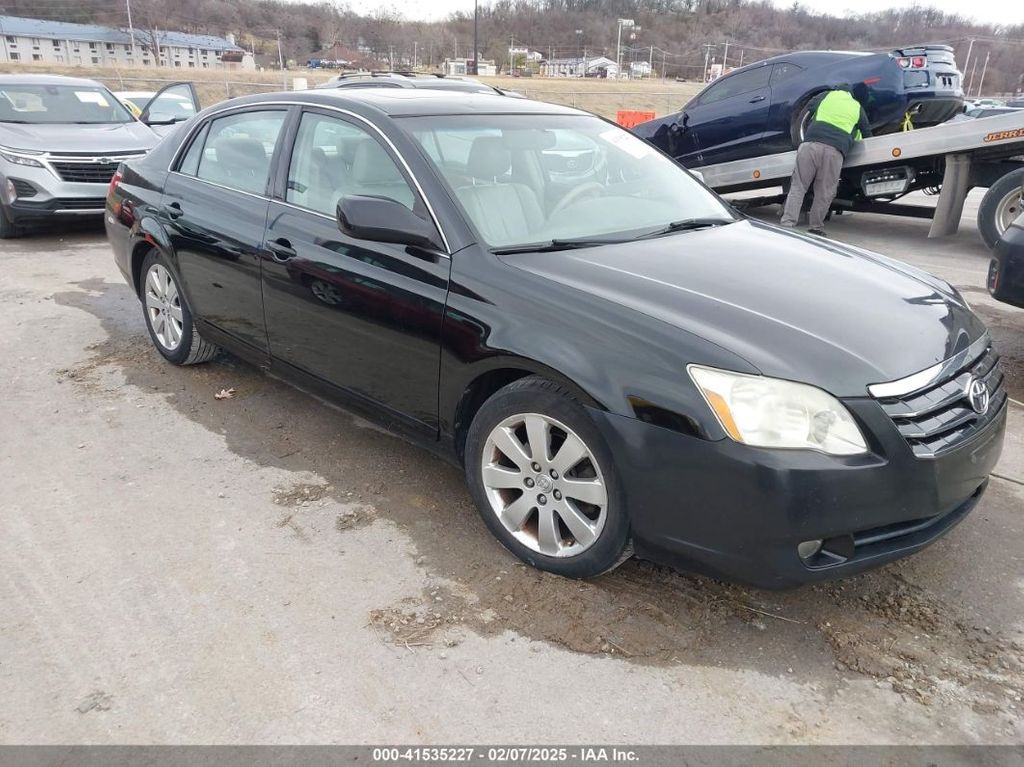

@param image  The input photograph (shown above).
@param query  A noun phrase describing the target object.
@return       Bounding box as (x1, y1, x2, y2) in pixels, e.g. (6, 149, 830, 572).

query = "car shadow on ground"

(52, 276, 1024, 722)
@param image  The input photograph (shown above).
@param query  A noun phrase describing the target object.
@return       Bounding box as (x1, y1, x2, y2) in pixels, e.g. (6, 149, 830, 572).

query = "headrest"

(214, 137, 266, 169)
(351, 139, 403, 184)
(466, 136, 511, 180)
(337, 137, 363, 165)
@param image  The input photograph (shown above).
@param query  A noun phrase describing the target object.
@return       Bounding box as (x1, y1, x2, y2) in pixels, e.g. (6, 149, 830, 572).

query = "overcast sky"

(345, 0, 1012, 25)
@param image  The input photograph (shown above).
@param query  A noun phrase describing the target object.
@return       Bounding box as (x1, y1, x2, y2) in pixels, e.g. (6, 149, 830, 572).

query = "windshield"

(0, 84, 134, 125)
(402, 113, 734, 249)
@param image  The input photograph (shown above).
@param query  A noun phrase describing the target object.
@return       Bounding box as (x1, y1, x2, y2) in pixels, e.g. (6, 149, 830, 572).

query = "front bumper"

(1, 163, 111, 224)
(590, 396, 1007, 589)
(989, 224, 1024, 309)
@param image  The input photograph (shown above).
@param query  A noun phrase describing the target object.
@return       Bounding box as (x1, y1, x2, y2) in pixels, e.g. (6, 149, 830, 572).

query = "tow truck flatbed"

(690, 110, 1024, 247)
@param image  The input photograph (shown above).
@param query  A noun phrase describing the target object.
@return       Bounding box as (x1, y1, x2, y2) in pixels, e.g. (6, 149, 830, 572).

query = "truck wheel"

(978, 168, 1024, 249)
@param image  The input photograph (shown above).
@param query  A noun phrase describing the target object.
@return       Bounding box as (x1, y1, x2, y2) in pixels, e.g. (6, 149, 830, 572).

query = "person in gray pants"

(780, 85, 872, 236)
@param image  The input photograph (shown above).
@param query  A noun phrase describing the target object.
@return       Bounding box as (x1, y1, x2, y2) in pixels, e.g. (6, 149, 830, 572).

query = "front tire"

(978, 168, 1024, 249)
(464, 376, 632, 578)
(0, 204, 22, 239)
(140, 250, 218, 365)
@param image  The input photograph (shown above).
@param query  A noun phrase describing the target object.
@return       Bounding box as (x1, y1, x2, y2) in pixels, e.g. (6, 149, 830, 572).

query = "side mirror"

(337, 195, 442, 251)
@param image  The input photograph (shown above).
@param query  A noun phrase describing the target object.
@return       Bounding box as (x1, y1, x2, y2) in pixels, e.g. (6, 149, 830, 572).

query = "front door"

(682, 63, 773, 166)
(161, 108, 288, 357)
(260, 109, 451, 431)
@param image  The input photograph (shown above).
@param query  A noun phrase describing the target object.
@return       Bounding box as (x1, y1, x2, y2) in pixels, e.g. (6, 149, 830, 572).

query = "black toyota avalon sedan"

(106, 89, 1007, 589)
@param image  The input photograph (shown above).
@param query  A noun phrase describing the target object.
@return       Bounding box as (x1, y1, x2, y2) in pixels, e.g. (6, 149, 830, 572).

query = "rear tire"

(464, 376, 632, 579)
(139, 250, 218, 365)
(790, 100, 817, 148)
(978, 168, 1024, 249)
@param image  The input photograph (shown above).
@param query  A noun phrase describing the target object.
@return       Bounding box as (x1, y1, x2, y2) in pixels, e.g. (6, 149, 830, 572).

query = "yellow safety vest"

(814, 90, 863, 140)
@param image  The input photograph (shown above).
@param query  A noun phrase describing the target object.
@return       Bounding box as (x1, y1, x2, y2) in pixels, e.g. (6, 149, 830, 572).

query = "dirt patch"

(53, 278, 1024, 728)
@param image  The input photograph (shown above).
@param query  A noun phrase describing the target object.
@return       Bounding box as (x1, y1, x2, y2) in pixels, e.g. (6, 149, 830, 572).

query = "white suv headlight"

(688, 365, 868, 455)
(0, 148, 44, 168)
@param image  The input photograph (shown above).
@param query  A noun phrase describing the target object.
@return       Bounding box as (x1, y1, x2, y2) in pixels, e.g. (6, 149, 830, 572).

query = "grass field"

(0, 62, 701, 120)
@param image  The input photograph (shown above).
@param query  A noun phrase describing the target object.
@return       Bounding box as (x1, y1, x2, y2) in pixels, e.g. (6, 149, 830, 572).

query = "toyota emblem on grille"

(965, 376, 990, 415)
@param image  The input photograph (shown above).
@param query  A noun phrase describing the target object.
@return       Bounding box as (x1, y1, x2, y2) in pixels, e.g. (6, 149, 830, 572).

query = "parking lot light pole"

(616, 18, 634, 80)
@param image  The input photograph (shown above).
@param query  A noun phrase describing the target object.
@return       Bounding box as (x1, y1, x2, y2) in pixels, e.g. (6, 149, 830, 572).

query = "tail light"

(107, 167, 123, 200)
(896, 56, 927, 69)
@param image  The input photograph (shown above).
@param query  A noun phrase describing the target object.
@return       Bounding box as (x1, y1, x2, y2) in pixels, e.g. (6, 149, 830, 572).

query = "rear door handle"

(267, 238, 297, 263)
(162, 201, 183, 219)
(749, 95, 766, 103)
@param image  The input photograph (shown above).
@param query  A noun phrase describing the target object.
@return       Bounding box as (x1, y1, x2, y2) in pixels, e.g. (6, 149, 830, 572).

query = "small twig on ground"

(735, 603, 804, 624)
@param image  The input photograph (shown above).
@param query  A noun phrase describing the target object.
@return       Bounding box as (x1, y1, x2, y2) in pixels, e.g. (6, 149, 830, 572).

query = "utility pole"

(966, 58, 977, 97)
(126, 0, 137, 59)
(616, 18, 634, 80)
(413, 41, 417, 70)
(722, 39, 728, 71)
(962, 38, 975, 84)
(508, 35, 513, 75)
(276, 31, 285, 89)
(661, 48, 666, 79)
(472, 0, 478, 75)
(738, 48, 744, 67)
(976, 50, 990, 98)
(702, 43, 714, 83)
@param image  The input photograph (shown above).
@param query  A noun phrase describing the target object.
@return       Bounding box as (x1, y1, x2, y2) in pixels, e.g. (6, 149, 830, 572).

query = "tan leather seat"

(455, 136, 544, 244)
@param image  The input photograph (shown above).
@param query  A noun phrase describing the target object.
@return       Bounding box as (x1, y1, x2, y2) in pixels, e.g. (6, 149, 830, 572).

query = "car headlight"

(0, 148, 44, 168)
(688, 365, 868, 455)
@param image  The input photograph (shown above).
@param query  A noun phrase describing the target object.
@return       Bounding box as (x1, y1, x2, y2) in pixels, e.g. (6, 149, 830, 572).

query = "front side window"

(403, 113, 734, 249)
(286, 111, 417, 215)
(0, 84, 134, 124)
(188, 110, 286, 195)
(696, 65, 771, 106)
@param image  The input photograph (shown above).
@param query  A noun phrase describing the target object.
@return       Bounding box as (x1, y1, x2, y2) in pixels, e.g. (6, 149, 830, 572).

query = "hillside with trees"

(4, 0, 1022, 93)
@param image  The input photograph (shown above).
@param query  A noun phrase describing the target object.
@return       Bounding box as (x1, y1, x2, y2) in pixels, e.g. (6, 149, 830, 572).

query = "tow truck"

(683, 110, 1024, 248)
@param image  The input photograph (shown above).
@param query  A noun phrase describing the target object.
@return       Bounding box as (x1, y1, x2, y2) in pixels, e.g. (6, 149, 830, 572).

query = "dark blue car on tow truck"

(634, 45, 963, 167)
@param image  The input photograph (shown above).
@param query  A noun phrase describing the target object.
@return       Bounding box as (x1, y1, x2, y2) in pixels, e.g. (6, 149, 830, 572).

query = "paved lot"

(0, 191, 1022, 745)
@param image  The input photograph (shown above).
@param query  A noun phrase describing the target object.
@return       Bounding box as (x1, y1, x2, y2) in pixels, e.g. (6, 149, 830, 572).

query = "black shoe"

(807, 228, 827, 237)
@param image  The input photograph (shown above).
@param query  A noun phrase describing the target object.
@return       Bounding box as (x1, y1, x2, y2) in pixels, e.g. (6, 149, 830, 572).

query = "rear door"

(260, 108, 451, 432)
(683, 64, 772, 166)
(161, 107, 289, 358)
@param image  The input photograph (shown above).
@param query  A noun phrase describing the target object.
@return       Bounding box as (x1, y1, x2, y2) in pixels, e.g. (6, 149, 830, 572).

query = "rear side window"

(770, 62, 804, 84)
(697, 66, 771, 106)
(181, 110, 286, 195)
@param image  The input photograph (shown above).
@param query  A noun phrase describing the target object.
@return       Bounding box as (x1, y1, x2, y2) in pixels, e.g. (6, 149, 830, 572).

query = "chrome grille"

(50, 160, 121, 184)
(876, 344, 1006, 458)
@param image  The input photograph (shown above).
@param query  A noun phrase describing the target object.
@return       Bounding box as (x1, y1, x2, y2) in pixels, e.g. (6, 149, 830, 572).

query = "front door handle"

(267, 238, 297, 263)
(749, 95, 766, 103)
(162, 201, 183, 219)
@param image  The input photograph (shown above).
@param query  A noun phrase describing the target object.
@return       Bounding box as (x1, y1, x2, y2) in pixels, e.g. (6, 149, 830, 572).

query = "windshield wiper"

(491, 237, 630, 255)
(636, 217, 733, 240)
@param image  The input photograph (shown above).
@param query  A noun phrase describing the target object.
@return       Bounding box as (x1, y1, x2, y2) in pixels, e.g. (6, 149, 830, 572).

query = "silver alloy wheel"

(995, 187, 1022, 237)
(480, 413, 608, 558)
(144, 263, 184, 352)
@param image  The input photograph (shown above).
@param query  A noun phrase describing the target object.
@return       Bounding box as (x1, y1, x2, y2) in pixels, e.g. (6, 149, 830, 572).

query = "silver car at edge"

(0, 74, 197, 238)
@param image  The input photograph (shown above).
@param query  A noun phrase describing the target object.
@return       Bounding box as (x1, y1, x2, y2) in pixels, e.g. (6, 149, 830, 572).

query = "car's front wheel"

(0, 204, 22, 239)
(464, 376, 632, 578)
(140, 250, 218, 365)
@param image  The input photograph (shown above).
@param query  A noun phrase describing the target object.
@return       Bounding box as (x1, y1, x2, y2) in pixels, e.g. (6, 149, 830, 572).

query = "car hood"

(501, 220, 985, 398)
(0, 121, 157, 154)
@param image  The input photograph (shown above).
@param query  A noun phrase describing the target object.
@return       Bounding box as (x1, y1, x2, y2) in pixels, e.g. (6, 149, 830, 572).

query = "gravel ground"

(0, 190, 1022, 744)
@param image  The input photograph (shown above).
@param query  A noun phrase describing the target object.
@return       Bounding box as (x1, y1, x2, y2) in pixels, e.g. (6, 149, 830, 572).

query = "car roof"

(223, 88, 583, 118)
(0, 73, 106, 88)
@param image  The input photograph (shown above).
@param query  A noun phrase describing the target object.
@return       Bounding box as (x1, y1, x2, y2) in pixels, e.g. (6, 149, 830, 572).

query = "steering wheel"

(551, 182, 605, 216)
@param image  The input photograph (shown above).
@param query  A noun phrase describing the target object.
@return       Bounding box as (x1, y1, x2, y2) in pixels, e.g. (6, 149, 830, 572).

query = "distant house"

(630, 60, 652, 78)
(540, 56, 618, 79)
(443, 57, 496, 77)
(0, 14, 244, 68)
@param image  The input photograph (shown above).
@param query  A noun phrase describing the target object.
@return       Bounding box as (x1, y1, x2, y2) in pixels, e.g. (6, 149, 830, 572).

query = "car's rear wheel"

(790, 100, 817, 147)
(140, 250, 218, 365)
(978, 168, 1024, 249)
(464, 376, 632, 578)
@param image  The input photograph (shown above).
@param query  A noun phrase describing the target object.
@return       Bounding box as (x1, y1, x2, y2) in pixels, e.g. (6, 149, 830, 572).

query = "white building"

(540, 56, 618, 79)
(442, 58, 497, 77)
(0, 15, 244, 69)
